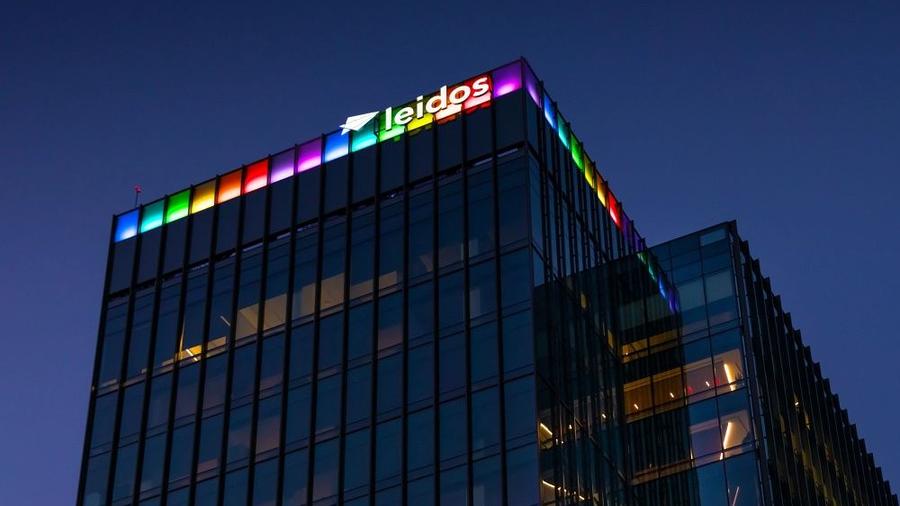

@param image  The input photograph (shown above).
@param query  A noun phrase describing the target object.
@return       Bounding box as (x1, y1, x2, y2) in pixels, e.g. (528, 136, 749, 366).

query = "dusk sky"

(2, 1, 899, 503)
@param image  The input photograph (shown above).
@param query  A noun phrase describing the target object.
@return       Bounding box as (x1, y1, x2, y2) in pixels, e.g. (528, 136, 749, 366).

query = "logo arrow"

(340, 111, 379, 134)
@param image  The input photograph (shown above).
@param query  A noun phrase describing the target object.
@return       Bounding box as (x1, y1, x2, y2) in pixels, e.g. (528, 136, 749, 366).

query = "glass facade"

(80, 61, 896, 506)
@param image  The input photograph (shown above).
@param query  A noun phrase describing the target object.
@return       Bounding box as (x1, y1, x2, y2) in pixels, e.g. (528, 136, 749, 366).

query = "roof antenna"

(134, 184, 143, 207)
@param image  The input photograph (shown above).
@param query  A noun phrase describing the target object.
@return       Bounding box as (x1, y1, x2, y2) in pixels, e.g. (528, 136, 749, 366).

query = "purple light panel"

(491, 62, 523, 98)
(298, 138, 322, 172)
(270, 149, 295, 183)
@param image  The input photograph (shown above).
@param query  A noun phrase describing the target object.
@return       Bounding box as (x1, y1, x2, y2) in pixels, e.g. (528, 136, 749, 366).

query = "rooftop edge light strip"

(114, 59, 634, 252)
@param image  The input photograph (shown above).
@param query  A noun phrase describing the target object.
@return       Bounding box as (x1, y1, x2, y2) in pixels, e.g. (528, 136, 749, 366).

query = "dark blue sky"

(2, 1, 899, 503)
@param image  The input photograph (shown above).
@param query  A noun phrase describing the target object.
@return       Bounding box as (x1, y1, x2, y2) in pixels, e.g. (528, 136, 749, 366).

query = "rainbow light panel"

(244, 160, 268, 193)
(218, 170, 242, 203)
(113, 59, 640, 253)
(270, 150, 294, 183)
(166, 190, 190, 223)
(297, 138, 322, 172)
(115, 210, 139, 242)
(191, 180, 216, 214)
(492, 62, 522, 98)
(140, 199, 165, 233)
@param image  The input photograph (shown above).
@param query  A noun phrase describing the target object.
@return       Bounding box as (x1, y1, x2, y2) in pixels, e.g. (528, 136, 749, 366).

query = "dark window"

(468, 261, 496, 318)
(408, 282, 434, 339)
(98, 301, 127, 386)
(223, 468, 249, 506)
(180, 270, 208, 354)
(318, 313, 343, 371)
(344, 429, 370, 492)
(349, 210, 375, 299)
(376, 353, 402, 414)
(168, 422, 194, 483)
(196, 478, 219, 506)
(408, 476, 434, 506)
(231, 344, 257, 402)
(137, 228, 162, 282)
(320, 219, 346, 312)
(472, 455, 501, 506)
(263, 241, 290, 331)
(439, 332, 465, 395)
(315, 374, 341, 434)
(472, 388, 499, 451)
(438, 272, 464, 329)
(226, 404, 252, 463)
(146, 374, 172, 429)
(242, 190, 266, 244)
(296, 169, 321, 224)
(197, 414, 224, 473)
(235, 249, 263, 340)
(407, 408, 434, 471)
(290, 323, 314, 383)
(109, 240, 136, 293)
(163, 219, 187, 273)
(439, 398, 466, 461)
(495, 91, 525, 149)
(375, 419, 402, 481)
(440, 465, 467, 505)
(347, 303, 373, 360)
(504, 376, 535, 440)
(408, 129, 434, 182)
(378, 292, 402, 351)
(466, 107, 492, 160)
(90, 392, 117, 448)
(282, 449, 309, 506)
(259, 334, 284, 392)
(255, 395, 282, 455)
(285, 385, 311, 444)
(207, 260, 235, 350)
(467, 168, 494, 257)
(292, 229, 318, 319)
(203, 353, 227, 409)
(140, 433, 165, 493)
(119, 383, 144, 439)
(437, 179, 463, 268)
(506, 445, 539, 506)
(408, 188, 434, 278)
(189, 210, 214, 263)
(500, 249, 531, 308)
(312, 439, 339, 501)
(268, 176, 294, 234)
(323, 158, 349, 214)
(215, 200, 240, 254)
(253, 458, 279, 506)
(380, 136, 405, 192)
(346, 365, 371, 424)
(408, 343, 433, 404)
(126, 291, 155, 378)
(470, 322, 498, 383)
(352, 148, 376, 202)
(437, 120, 462, 170)
(502, 311, 533, 373)
(498, 156, 529, 246)
(379, 198, 404, 289)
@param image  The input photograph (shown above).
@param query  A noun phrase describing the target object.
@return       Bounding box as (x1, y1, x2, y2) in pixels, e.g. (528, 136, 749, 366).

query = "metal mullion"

(130, 199, 173, 503)
(304, 136, 327, 506)
(396, 130, 410, 506)
(274, 144, 300, 506)
(186, 175, 222, 505)
(246, 158, 276, 505)
(336, 143, 354, 505)
(159, 184, 197, 505)
(460, 101, 474, 506)
(428, 124, 440, 506)
(215, 177, 248, 506)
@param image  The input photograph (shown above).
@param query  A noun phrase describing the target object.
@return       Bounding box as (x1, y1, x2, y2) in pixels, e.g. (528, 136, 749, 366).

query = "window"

(146, 374, 172, 429)
(438, 272, 464, 329)
(437, 180, 464, 268)
(408, 282, 434, 339)
(318, 313, 343, 371)
(504, 377, 535, 440)
(468, 261, 496, 318)
(235, 250, 263, 340)
(90, 392, 117, 448)
(437, 120, 463, 170)
(378, 292, 402, 350)
(168, 423, 194, 483)
(440, 465, 467, 506)
(408, 343, 434, 404)
(285, 385, 311, 444)
(467, 168, 495, 256)
(119, 383, 144, 439)
(502, 311, 533, 373)
(377, 353, 402, 414)
(439, 398, 466, 461)
(263, 241, 290, 330)
(112, 443, 138, 501)
(231, 345, 257, 402)
(203, 353, 227, 409)
(375, 419, 402, 481)
(290, 324, 314, 383)
(259, 334, 284, 392)
(282, 449, 309, 506)
(349, 211, 375, 299)
(174, 363, 199, 420)
(348, 303, 373, 360)
(466, 107, 492, 160)
(471, 387, 499, 451)
(472, 456, 501, 506)
(408, 189, 434, 278)
(346, 365, 371, 424)
(126, 291, 154, 378)
(292, 229, 318, 319)
(215, 201, 239, 254)
(227, 405, 252, 463)
(407, 408, 434, 471)
(207, 260, 235, 350)
(320, 220, 346, 311)
(312, 439, 339, 501)
(223, 468, 249, 506)
(255, 395, 282, 454)
(498, 156, 529, 245)
(408, 129, 434, 182)
(81, 453, 110, 506)
(500, 249, 530, 308)
(344, 429, 370, 492)
(380, 136, 405, 191)
(140, 433, 165, 492)
(197, 414, 224, 473)
(315, 374, 341, 434)
(252, 458, 278, 506)
(506, 445, 539, 506)
(379, 198, 404, 288)
(98, 301, 127, 386)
